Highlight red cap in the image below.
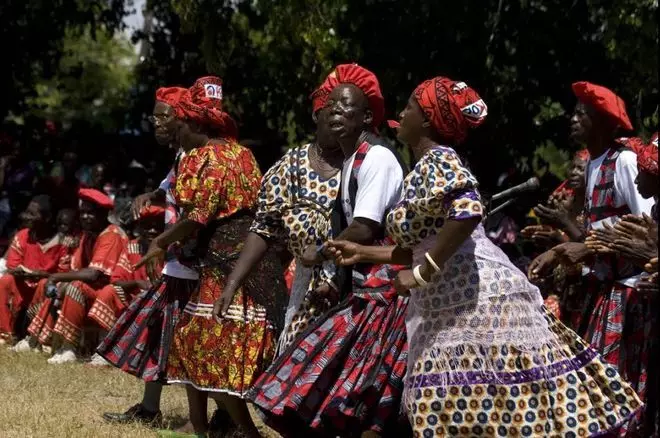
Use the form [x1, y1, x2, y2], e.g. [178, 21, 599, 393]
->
[79, 188, 114, 210]
[572, 81, 633, 131]
[139, 205, 166, 220]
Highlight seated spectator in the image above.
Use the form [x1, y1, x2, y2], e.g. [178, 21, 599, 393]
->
[27, 188, 128, 364]
[86, 206, 165, 366]
[0, 196, 76, 346]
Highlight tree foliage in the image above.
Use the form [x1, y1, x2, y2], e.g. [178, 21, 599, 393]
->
[166, 0, 657, 184]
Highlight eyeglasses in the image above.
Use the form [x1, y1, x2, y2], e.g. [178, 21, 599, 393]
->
[148, 114, 173, 125]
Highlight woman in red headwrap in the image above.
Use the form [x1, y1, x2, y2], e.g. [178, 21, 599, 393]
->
[27, 188, 128, 364]
[327, 77, 642, 437]
[135, 76, 286, 437]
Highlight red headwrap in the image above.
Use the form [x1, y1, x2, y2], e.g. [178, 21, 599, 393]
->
[175, 76, 238, 140]
[310, 63, 385, 128]
[79, 188, 114, 210]
[413, 77, 487, 144]
[571, 81, 633, 131]
[139, 205, 166, 220]
[615, 137, 646, 155]
[637, 132, 658, 175]
[155, 87, 187, 107]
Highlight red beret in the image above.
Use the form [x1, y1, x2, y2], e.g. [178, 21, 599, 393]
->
[139, 205, 166, 220]
[572, 81, 633, 131]
[311, 63, 385, 128]
[79, 188, 114, 210]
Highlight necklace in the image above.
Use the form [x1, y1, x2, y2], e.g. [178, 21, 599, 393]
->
[309, 143, 341, 179]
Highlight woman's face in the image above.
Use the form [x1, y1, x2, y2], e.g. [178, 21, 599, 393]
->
[151, 101, 177, 147]
[138, 216, 164, 242]
[57, 211, 76, 235]
[567, 157, 587, 189]
[635, 170, 657, 199]
[397, 95, 426, 147]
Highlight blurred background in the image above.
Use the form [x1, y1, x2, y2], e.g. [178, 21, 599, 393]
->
[0, 0, 657, 243]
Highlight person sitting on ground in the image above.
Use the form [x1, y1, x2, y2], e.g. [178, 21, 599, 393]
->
[0, 195, 76, 347]
[27, 188, 128, 364]
[86, 206, 165, 366]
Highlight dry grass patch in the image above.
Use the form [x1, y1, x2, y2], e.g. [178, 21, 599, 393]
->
[0, 348, 279, 438]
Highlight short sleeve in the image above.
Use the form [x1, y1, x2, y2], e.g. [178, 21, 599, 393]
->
[249, 154, 288, 240]
[430, 149, 483, 220]
[353, 146, 404, 223]
[176, 147, 225, 225]
[614, 151, 655, 216]
[5, 229, 27, 270]
[88, 227, 127, 276]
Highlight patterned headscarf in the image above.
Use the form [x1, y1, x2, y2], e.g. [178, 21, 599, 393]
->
[637, 132, 658, 175]
[574, 149, 590, 161]
[310, 63, 385, 128]
[572, 81, 633, 131]
[615, 136, 646, 155]
[155, 87, 187, 107]
[175, 76, 238, 140]
[413, 77, 487, 144]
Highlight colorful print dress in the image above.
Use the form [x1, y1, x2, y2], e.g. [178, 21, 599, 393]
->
[249, 143, 340, 350]
[386, 146, 642, 437]
[166, 141, 287, 395]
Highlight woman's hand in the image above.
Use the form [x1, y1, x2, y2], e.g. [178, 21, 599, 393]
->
[636, 273, 658, 296]
[555, 242, 593, 264]
[301, 245, 324, 267]
[528, 250, 559, 282]
[534, 204, 570, 227]
[309, 282, 339, 307]
[646, 257, 658, 273]
[609, 237, 657, 264]
[394, 269, 419, 296]
[131, 191, 157, 220]
[213, 281, 239, 321]
[521, 225, 567, 248]
[324, 240, 364, 266]
[134, 241, 165, 283]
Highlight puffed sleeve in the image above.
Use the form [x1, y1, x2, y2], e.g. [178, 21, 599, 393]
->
[176, 147, 226, 226]
[429, 148, 483, 220]
[249, 153, 289, 240]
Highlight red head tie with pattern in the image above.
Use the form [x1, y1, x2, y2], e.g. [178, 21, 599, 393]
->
[155, 87, 187, 107]
[79, 188, 114, 210]
[310, 63, 385, 128]
[176, 76, 239, 140]
[637, 132, 658, 175]
[571, 81, 633, 131]
[575, 149, 590, 161]
[414, 77, 487, 144]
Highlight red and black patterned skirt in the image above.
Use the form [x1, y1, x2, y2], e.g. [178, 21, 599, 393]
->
[96, 275, 197, 382]
[247, 293, 409, 437]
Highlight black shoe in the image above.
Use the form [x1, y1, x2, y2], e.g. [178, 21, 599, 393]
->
[208, 408, 235, 435]
[102, 403, 162, 425]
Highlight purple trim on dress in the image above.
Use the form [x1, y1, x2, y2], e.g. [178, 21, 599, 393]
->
[408, 347, 599, 388]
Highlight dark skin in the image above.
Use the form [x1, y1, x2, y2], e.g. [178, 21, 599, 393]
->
[525, 156, 588, 245]
[7, 201, 57, 279]
[90, 163, 107, 190]
[47, 201, 109, 295]
[113, 217, 164, 291]
[130, 101, 178, 221]
[56, 209, 78, 236]
[213, 106, 343, 319]
[134, 113, 259, 437]
[529, 101, 618, 279]
[327, 95, 481, 294]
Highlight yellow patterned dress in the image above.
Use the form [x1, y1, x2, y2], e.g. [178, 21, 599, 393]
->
[386, 146, 642, 437]
[166, 140, 286, 396]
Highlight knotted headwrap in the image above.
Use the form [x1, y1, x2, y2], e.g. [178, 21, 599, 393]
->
[637, 132, 658, 175]
[413, 77, 487, 144]
[155, 87, 187, 107]
[175, 76, 238, 140]
[310, 63, 385, 128]
[615, 136, 646, 155]
[571, 81, 633, 131]
[79, 188, 114, 210]
[575, 149, 590, 161]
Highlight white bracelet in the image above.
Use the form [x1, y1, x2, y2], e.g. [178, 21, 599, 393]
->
[413, 265, 429, 287]
[424, 252, 441, 273]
